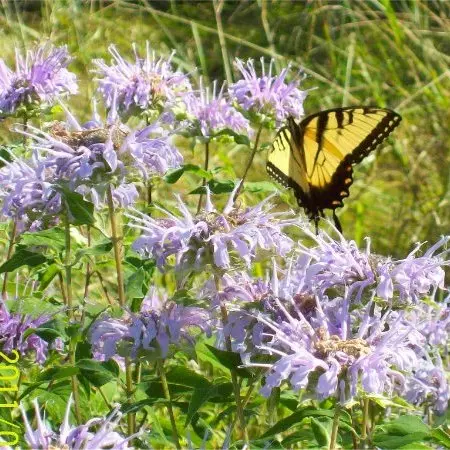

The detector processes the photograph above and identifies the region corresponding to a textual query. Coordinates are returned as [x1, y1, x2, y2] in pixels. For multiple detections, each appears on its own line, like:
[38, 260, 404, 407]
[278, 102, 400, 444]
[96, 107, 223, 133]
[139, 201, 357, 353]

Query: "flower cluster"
[0, 156, 62, 231]
[19, 396, 139, 449]
[219, 232, 450, 414]
[184, 80, 251, 138]
[0, 302, 61, 364]
[94, 42, 191, 113]
[128, 186, 295, 272]
[90, 288, 211, 360]
[294, 229, 448, 305]
[230, 58, 307, 124]
[0, 43, 77, 115]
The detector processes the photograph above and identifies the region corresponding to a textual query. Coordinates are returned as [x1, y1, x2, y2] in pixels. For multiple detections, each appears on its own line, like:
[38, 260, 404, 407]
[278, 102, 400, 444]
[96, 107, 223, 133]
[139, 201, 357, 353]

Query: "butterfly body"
[267, 106, 401, 231]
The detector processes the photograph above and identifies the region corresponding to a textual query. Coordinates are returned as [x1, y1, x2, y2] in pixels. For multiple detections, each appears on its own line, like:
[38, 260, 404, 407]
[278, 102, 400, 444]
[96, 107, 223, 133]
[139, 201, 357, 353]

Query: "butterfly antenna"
[333, 211, 343, 233]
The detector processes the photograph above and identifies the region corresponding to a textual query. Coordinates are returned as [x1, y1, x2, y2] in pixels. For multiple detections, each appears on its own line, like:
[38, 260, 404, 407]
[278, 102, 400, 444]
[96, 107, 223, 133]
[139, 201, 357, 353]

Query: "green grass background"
[0, 0, 449, 256]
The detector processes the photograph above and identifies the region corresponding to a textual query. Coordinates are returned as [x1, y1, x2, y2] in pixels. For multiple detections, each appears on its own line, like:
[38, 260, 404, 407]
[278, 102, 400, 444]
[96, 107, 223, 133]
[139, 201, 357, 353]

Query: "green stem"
[1, 221, 17, 300]
[329, 401, 341, 450]
[234, 124, 263, 200]
[106, 186, 126, 307]
[215, 275, 249, 445]
[106, 185, 135, 436]
[361, 397, 370, 448]
[197, 141, 210, 214]
[65, 216, 82, 424]
[158, 360, 181, 450]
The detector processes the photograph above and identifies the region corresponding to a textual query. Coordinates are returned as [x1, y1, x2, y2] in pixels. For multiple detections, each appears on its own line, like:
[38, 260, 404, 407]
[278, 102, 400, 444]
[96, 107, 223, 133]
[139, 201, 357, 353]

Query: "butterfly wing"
[267, 107, 401, 221]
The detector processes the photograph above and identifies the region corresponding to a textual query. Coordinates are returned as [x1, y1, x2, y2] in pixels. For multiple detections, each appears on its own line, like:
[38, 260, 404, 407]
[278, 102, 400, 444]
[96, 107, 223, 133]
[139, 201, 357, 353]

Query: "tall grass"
[0, 0, 449, 256]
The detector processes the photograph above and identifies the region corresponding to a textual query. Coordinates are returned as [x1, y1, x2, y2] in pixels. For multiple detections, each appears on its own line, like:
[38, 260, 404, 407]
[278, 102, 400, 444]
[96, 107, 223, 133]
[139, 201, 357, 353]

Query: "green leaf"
[205, 344, 253, 378]
[431, 427, 450, 448]
[33, 328, 63, 343]
[166, 366, 212, 389]
[212, 128, 251, 146]
[76, 359, 116, 387]
[37, 366, 79, 382]
[38, 264, 60, 290]
[76, 240, 113, 258]
[59, 188, 95, 225]
[185, 382, 233, 426]
[383, 416, 429, 436]
[373, 433, 431, 449]
[260, 407, 349, 439]
[190, 179, 235, 195]
[311, 418, 331, 447]
[0, 249, 49, 274]
[243, 181, 279, 193]
[20, 228, 66, 251]
[125, 267, 146, 300]
[164, 164, 211, 184]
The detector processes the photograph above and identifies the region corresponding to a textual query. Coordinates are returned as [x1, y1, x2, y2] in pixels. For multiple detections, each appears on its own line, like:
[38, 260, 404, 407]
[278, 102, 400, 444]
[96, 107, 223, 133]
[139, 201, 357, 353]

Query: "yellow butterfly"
[267, 106, 401, 232]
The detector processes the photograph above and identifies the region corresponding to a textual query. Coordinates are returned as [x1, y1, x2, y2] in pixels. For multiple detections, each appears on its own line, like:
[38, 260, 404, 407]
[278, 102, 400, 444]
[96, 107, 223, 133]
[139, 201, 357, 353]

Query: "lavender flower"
[0, 44, 77, 114]
[0, 156, 61, 231]
[294, 229, 449, 305]
[405, 359, 450, 414]
[184, 80, 252, 138]
[94, 42, 191, 113]
[0, 302, 59, 364]
[128, 185, 295, 272]
[19, 396, 140, 449]
[90, 288, 210, 360]
[229, 58, 307, 125]
[23, 105, 182, 208]
[244, 293, 427, 402]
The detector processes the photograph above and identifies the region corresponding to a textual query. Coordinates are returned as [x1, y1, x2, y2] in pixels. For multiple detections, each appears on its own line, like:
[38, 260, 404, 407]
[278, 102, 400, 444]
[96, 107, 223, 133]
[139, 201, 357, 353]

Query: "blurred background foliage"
[0, 0, 449, 257]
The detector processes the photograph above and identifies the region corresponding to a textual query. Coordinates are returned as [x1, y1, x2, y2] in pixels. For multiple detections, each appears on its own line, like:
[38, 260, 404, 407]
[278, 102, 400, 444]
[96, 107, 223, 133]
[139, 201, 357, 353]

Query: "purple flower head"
[244, 294, 431, 401]
[124, 122, 183, 180]
[128, 185, 295, 273]
[294, 228, 449, 305]
[0, 302, 60, 364]
[0, 155, 61, 231]
[229, 58, 307, 125]
[405, 358, 450, 415]
[90, 288, 211, 361]
[409, 301, 450, 346]
[184, 80, 252, 138]
[20, 396, 140, 449]
[94, 42, 191, 113]
[0, 43, 77, 114]
[22, 104, 182, 208]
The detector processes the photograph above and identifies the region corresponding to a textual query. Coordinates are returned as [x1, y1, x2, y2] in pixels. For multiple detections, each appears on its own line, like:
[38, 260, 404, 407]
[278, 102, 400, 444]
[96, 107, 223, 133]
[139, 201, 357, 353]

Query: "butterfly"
[266, 106, 401, 232]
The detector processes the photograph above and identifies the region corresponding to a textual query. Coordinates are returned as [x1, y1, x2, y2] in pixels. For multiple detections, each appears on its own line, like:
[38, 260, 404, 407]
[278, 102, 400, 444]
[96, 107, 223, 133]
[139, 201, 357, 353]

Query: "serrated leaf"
[0, 249, 49, 274]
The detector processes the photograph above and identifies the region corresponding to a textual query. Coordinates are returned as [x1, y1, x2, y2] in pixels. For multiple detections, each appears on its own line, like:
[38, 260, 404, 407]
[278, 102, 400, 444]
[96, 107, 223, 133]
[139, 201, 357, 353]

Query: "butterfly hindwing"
[267, 106, 401, 225]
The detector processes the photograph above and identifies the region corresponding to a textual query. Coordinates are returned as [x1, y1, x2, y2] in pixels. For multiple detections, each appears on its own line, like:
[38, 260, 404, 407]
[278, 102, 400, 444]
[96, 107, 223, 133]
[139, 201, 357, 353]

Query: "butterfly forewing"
[266, 106, 401, 223]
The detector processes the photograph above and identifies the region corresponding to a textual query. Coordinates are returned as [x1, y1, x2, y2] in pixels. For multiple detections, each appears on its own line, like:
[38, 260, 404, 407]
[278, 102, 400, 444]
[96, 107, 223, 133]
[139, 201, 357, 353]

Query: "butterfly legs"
[332, 210, 343, 233]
